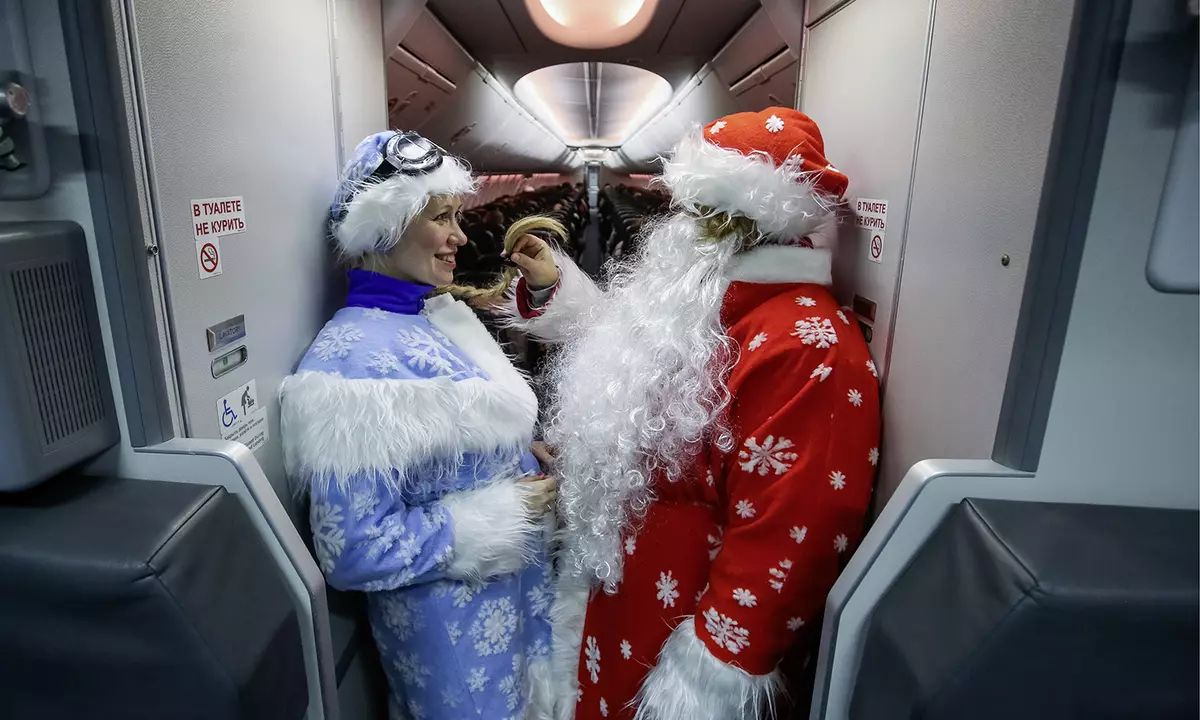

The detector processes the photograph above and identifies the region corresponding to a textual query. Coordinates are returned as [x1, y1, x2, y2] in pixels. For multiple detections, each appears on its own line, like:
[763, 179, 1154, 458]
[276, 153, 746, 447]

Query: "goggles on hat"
[333, 131, 446, 223]
[369, 131, 445, 180]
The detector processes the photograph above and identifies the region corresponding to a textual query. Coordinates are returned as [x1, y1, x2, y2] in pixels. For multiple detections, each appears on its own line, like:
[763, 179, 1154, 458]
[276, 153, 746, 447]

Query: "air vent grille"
[11, 261, 106, 447]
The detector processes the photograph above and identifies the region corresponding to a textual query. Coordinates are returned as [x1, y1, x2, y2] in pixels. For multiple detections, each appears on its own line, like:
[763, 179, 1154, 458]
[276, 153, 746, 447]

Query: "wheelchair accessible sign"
[215, 379, 269, 452]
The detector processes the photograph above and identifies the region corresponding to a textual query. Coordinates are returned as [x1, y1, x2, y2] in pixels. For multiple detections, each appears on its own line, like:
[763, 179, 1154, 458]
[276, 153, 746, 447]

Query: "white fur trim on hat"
[334, 156, 476, 257]
[659, 129, 832, 240]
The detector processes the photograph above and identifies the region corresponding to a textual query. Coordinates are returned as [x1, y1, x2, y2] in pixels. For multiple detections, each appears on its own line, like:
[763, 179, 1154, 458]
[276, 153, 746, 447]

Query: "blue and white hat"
[330, 131, 476, 257]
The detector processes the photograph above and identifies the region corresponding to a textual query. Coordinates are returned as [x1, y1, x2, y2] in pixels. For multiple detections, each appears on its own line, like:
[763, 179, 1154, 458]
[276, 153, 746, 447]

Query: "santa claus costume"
[507, 108, 881, 720]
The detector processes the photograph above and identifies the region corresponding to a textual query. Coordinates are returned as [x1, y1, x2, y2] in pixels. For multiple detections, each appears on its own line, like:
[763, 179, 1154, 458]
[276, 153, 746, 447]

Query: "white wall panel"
[127, 0, 343, 504]
[1036, 0, 1199, 509]
[877, 0, 1075, 504]
[800, 0, 932, 375]
[335, 0, 387, 160]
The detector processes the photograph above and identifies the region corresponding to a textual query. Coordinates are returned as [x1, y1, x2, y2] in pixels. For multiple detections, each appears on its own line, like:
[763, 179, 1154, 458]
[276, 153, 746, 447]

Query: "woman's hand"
[531, 441, 557, 473]
[519, 475, 557, 515]
[504, 233, 560, 290]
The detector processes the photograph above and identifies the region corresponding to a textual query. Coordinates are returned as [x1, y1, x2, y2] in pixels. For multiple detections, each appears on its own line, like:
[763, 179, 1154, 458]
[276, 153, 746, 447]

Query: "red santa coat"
[514, 246, 880, 720]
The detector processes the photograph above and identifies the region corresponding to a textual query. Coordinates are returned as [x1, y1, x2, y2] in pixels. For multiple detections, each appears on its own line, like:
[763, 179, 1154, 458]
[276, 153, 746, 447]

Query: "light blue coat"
[281, 292, 553, 720]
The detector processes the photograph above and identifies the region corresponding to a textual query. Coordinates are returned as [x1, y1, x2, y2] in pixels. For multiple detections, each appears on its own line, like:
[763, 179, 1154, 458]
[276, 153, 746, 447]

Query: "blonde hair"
[435, 215, 568, 307]
[689, 206, 764, 249]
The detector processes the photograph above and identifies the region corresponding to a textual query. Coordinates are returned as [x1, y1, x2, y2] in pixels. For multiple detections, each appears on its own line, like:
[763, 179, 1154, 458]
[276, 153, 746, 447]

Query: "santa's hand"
[519, 475, 557, 515]
[504, 233, 560, 290]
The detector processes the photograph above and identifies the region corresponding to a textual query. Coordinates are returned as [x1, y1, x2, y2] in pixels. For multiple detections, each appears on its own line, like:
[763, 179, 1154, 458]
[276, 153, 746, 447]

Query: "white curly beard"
[544, 214, 741, 590]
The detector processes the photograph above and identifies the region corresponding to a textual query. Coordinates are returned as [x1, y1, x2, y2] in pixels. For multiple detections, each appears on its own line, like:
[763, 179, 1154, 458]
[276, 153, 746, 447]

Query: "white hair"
[333, 156, 477, 258]
[544, 213, 741, 590]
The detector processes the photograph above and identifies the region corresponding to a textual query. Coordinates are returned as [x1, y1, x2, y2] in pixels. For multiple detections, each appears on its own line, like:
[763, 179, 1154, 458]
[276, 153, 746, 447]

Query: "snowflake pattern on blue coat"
[297, 306, 552, 720]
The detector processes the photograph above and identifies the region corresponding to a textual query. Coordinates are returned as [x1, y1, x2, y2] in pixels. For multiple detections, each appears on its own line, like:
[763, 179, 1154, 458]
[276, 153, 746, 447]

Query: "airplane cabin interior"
[1, 0, 1197, 718]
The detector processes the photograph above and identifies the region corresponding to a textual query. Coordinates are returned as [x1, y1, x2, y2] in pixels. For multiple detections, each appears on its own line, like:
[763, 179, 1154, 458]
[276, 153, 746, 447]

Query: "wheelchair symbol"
[221, 399, 238, 428]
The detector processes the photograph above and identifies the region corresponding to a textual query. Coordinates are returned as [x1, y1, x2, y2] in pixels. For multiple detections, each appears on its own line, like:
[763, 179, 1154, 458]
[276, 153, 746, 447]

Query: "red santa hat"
[660, 107, 848, 241]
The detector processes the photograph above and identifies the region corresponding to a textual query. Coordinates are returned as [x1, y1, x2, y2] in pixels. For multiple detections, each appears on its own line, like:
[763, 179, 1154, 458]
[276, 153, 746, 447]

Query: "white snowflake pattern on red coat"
[703, 607, 751, 654]
[624, 536, 636, 555]
[848, 389, 864, 407]
[739, 435, 798, 476]
[733, 588, 758, 607]
[792, 317, 839, 348]
[810, 363, 833, 382]
[866, 359, 878, 377]
[600, 697, 609, 717]
[795, 296, 817, 307]
[829, 470, 847, 490]
[787, 617, 806, 632]
[834, 534, 849, 553]
[735, 499, 756, 519]
[656, 571, 680, 608]
[620, 640, 632, 659]
[790, 525, 808, 544]
[584, 635, 601, 683]
[869, 447, 880, 466]
[837, 309, 851, 325]
[748, 332, 768, 351]
[768, 558, 793, 592]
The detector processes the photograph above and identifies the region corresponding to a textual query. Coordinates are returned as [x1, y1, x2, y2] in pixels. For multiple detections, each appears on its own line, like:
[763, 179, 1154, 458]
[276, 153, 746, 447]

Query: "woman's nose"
[450, 227, 468, 247]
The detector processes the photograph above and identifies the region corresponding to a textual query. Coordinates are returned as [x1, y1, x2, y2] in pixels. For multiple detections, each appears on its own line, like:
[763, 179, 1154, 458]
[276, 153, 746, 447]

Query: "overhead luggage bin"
[851, 498, 1198, 720]
[0, 474, 309, 720]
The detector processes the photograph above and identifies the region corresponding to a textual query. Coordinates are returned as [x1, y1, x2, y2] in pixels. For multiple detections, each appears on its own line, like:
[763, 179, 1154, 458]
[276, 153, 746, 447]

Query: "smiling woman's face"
[370, 195, 467, 286]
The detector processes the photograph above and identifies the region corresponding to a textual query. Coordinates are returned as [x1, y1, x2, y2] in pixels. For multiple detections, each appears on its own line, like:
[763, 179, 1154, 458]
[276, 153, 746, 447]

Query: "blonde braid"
[435, 215, 569, 308]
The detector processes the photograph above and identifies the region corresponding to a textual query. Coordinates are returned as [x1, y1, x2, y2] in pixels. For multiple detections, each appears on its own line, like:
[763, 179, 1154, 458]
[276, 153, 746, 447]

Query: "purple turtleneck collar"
[345, 269, 434, 316]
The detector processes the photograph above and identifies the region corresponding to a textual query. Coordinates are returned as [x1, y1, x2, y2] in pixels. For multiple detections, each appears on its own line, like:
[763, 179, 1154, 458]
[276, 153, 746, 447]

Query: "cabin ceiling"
[426, 0, 760, 91]
[388, 0, 796, 172]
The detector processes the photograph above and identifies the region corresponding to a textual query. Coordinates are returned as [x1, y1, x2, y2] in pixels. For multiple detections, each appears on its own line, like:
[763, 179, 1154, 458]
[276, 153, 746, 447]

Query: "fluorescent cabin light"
[513, 63, 672, 150]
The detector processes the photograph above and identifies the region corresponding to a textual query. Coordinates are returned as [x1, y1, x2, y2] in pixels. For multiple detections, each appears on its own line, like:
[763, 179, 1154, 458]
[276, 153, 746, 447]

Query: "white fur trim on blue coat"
[443, 479, 542, 582]
[280, 295, 538, 497]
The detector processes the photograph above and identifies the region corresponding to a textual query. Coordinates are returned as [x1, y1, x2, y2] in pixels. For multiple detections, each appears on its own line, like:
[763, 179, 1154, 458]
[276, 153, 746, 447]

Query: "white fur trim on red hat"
[659, 129, 831, 240]
[334, 157, 476, 257]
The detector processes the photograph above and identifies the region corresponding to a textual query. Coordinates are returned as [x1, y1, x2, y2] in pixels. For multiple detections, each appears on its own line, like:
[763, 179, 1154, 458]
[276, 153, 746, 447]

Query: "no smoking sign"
[195, 237, 223, 278]
[855, 197, 888, 265]
[189, 195, 245, 279]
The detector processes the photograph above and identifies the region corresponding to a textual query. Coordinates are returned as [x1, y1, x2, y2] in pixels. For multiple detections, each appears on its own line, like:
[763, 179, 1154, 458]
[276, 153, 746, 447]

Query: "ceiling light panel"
[526, 0, 658, 49]
[514, 63, 672, 148]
